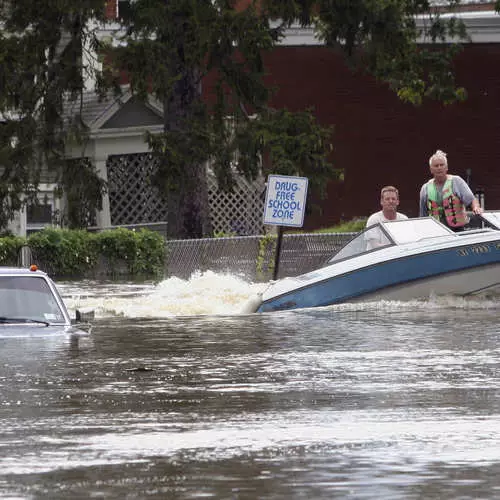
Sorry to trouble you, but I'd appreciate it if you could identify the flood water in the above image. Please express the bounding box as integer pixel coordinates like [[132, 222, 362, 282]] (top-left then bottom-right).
[[1, 272, 499, 499]]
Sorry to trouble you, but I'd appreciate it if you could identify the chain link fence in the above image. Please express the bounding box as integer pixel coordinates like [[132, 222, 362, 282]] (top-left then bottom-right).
[[17, 229, 355, 281], [165, 232, 355, 281]]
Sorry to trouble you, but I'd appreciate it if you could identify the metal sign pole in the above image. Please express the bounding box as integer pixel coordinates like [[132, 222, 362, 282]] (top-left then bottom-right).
[[273, 226, 284, 281]]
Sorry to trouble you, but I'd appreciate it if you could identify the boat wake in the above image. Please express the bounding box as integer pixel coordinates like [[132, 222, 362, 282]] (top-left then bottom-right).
[[61, 271, 268, 318], [59, 271, 500, 319]]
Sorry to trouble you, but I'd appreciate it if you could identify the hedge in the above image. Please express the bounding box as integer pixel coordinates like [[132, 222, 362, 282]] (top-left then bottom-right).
[[0, 227, 165, 279]]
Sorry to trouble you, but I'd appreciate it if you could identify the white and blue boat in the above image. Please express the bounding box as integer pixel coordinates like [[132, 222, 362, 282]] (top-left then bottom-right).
[[254, 211, 500, 313]]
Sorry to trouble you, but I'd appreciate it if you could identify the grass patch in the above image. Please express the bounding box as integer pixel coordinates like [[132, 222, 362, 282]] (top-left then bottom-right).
[[289, 218, 367, 234], [313, 218, 367, 233]]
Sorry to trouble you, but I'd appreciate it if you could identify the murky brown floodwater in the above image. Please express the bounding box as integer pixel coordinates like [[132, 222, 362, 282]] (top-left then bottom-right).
[[0, 275, 499, 499]]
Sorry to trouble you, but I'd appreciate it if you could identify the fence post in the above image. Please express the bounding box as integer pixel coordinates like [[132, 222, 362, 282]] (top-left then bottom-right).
[[272, 227, 284, 281], [17, 245, 33, 267]]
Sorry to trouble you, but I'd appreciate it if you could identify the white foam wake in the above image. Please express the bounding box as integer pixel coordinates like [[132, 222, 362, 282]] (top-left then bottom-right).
[[62, 271, 267, 318]]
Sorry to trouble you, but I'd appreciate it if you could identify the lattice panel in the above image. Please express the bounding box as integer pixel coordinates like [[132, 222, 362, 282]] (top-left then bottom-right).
[[208, 172, 266, 235], [107, 153, 168, 226], [107, 153, 265, 234]]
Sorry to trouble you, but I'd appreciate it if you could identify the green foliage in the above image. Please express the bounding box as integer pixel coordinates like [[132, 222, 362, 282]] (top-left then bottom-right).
[[131, 229, 166, 275], [23, 227, 165, 278], [0, 236, 25, 266], [236, 108, 339, 197], [256, 233, 276, 279], [27, 228, 98, 277], [312, 218, 367, 233], [106, 0, 472, 240], [95, 228, 165, 277], [299, 0, 468, 105], [213, 230, 237, 238], [61, 158, 106, 228], [0, 0, 108, 232]]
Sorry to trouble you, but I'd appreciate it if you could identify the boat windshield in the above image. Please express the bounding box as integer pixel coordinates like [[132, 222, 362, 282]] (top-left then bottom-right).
[[325, 217, 453, 265], [325, 224, 393, 264], [480, 211, 500, 230], [383, 217, 453, 243]]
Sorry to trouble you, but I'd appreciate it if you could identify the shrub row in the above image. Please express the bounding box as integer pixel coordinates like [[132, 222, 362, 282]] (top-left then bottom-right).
[[0, 227, 166, 279]]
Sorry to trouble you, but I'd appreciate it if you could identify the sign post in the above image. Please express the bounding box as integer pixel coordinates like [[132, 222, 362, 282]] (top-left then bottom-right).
[[263, 175, 309, 280]]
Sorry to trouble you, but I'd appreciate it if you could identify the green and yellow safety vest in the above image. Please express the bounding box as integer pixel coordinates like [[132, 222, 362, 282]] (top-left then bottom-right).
[[426, 176, 468, 228]]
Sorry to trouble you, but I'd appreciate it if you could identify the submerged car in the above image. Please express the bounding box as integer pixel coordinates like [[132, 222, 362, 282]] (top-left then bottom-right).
[[252, 211, 500, 313], [0, 266, 93, 336]]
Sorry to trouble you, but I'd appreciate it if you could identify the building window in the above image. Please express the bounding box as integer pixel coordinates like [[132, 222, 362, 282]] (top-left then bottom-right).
[[27, 204, 52, 224], [26, 202, 54, 236], [118, 0, 134, 20]]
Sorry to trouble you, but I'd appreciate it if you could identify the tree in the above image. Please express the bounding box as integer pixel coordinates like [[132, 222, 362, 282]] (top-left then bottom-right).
[[0, 0, 107, 232], [280, 0, 470, 104], [107, 0, 472, 238], [107, 0, 336, 238], [0, 0, 483, 237]]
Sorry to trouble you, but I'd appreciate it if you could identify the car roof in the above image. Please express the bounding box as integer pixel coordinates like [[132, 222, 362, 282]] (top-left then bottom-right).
[[0, 267, 49, 277]]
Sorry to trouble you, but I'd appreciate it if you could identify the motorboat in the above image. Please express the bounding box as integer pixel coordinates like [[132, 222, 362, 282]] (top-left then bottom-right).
[[0, 265, 93, 337], [253, 211, 500, 313]]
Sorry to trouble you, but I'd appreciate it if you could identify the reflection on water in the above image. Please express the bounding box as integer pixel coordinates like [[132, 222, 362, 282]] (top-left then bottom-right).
[[0, 272, 499, 499]]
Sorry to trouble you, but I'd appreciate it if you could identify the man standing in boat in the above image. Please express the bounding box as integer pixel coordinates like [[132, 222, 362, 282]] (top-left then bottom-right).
[[365, 186, 408, 249], [419, 149, 482, 232]]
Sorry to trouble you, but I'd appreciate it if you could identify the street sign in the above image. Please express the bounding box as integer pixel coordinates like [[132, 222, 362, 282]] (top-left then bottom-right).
[[263, 175, 309, 227]]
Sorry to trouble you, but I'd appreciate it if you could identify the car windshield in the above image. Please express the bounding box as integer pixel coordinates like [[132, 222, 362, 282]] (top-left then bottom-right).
[[325, 218, 453, 265], [0, 276, 66, 324]]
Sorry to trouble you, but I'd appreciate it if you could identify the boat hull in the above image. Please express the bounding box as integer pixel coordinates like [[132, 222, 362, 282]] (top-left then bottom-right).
[[353, 262, 500, 302]]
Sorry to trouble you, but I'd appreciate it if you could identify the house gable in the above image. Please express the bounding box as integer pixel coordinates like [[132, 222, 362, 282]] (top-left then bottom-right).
[[100, 97, 164, 129]]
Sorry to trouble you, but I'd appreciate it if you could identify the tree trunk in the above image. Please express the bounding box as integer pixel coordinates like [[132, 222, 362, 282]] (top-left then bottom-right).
[[166, 162, 212, 239], [164, 66, 212, 239]]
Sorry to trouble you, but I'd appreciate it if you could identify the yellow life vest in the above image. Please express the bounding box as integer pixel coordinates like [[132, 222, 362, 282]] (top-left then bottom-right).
[[426, 176, 468, 228]]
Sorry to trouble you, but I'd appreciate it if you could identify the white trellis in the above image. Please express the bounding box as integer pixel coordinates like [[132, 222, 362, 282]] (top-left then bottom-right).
[[107, 153, 167, 226], [207, 171, 266, 236], [107, 153, 266, 235]]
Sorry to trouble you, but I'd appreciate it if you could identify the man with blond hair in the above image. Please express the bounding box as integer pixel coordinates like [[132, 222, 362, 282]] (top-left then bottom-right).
[[364, 186, 408, 250], [366, 186, 408, 228]]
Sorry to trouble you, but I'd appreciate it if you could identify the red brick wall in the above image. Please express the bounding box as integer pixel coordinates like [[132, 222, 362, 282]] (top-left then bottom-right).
[[259, 45, 500, 229], [105, 0, 117, 19]]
